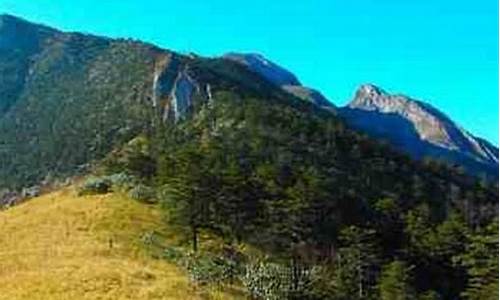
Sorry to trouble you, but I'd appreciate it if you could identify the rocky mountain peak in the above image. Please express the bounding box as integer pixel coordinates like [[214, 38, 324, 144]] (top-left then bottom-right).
[[350, 84, 415, 112], [356, 83, 386, 98], [340, 84, 498, 176]]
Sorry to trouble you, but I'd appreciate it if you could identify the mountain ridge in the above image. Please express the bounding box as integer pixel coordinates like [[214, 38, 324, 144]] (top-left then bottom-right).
[[223, 53, 498, 178], [0, 13, 497, 192], [339, 83, 498, 177]]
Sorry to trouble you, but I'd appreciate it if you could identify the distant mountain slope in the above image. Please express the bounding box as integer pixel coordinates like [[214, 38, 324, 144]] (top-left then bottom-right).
[[0, 15, 187, 188], [223, 52, 334, 109], [223, 52, 301, 86], [0, 14, 60, 114], [338, 84, 498, 177]]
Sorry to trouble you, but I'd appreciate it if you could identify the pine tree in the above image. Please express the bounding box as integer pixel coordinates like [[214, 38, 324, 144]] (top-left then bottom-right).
[[378, 260, 416, 300], [455, 218, 498, 300], [160, 144, 216, 252], [335, 226, 380, 299]]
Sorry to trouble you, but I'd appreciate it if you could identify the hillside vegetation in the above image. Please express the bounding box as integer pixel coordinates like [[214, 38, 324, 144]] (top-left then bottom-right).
[[98, 84, 498, 299], [0, 15, 497, 300], [0, 187, 242, 300]]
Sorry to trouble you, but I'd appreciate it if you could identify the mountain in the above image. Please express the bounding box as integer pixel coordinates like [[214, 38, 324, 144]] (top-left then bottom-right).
[[0, 15, 333, 190], [0, 13, 496, 189], [0, 15, 498, 300], [338, 84, 498, 178]]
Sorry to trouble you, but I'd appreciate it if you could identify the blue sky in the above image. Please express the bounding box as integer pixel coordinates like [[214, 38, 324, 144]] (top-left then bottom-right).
[[1, 0, 498, 144]]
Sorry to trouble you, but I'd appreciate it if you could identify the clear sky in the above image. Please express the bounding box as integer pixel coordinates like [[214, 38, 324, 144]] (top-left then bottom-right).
[[1, 0, 498, 145]]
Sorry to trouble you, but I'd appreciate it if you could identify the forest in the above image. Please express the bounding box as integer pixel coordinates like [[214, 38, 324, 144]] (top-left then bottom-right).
[[95, 80, 498, 299]]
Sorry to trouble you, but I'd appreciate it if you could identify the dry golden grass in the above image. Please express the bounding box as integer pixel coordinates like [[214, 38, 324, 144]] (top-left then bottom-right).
[[0, 188, 242, 300]]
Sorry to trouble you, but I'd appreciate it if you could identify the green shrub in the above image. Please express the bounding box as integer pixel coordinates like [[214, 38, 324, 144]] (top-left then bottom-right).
[[418, 290, 441, 300], [128, 184, 156, 203], [241, 261, 316, 300], [78, 173, 137, 196], [78, 176, 111, 195], [185, 254, 239, 285], [241, 261, 288, 300], [163, 245, 185, 262], [141, 231, 160, 246], [107, 172, 136, 191]]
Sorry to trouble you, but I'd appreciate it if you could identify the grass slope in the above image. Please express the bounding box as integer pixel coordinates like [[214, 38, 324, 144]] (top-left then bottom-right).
[[0, 188, 236, 300]]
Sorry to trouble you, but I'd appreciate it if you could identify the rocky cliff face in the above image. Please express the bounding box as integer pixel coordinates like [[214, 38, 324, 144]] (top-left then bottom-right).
[[339, 84, 498, 177], [151, 55, 205, 121]]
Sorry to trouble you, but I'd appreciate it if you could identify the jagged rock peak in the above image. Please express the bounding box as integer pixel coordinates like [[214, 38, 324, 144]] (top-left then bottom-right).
[[343, 84, 499, 169], [357, 83, 387, 97], [350, 84, 412, 110], [348, 84, 460, 146]]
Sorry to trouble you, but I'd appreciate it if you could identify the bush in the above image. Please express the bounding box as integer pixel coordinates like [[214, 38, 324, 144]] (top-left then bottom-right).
[[78, 173, 137, 196], [78, 176, 111, 195], [241, 261, 288, 300], [418, 290, 441, 300], [128, 184, 156, 203], [241, 260, 316, 300], [185, 254, 239, 285], [106, 172, 136, 191], [163, 245, 185, 262]]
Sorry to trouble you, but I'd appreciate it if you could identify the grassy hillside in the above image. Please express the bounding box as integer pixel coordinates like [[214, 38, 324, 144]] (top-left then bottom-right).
[[0, 188, 241, 300]]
